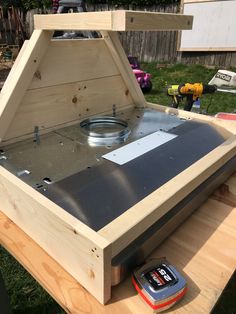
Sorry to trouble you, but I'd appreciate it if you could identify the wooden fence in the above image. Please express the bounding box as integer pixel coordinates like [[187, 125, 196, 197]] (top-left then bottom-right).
[[0, 4, 236, 67], [0, 6, 25, 47]]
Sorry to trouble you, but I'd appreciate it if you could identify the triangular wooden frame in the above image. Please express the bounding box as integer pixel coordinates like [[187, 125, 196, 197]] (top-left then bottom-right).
[[0, 10, 193, 145]]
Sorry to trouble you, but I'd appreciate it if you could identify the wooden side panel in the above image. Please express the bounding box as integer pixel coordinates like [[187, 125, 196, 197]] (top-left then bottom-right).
[[3, 39, 134, 143], [0, 210, 107, 314], [102, 31, 146, 108], [0, 30, 52, 143], [4, 75, 133, 142], [99, 135, 236, 257], [29, 39, 120, 89], [0, 166, 111, 304]]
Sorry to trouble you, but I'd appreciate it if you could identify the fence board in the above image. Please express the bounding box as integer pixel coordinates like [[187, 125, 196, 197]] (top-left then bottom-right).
[[0, 4, 236, 68]]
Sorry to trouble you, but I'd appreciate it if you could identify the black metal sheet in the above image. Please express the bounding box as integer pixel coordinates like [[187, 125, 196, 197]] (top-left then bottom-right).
[[41, 121, 225, 231]]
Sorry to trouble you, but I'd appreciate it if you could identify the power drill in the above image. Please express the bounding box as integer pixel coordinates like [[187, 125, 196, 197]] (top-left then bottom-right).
[[167, 83, 217, 111]]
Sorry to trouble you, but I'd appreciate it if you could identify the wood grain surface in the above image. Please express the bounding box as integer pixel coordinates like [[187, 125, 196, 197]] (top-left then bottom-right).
[[0, 166, 112, 304], [1, 172, 236, 313], [0, 30, 52, 142], [34, 11, 193, 32]]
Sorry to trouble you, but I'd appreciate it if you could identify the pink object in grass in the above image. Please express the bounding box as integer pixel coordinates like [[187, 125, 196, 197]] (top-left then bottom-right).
[[215, 113, 236, 121], [128, 56, 152, 92], [132, 69, 152, 91]]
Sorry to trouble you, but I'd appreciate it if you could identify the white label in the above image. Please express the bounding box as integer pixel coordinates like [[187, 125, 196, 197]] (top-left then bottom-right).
[[103, 131, 177, 165]]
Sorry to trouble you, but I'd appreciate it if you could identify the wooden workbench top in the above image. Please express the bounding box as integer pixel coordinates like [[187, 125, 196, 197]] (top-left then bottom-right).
[[1, 172, 236, 313]]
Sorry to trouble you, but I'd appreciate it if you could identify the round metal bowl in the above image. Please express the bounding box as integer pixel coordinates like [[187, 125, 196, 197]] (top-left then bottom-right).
[[80, 116, 130, 146]]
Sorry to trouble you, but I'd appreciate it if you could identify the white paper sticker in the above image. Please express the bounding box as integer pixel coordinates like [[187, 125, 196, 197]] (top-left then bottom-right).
[[103, 131, 177, 165]]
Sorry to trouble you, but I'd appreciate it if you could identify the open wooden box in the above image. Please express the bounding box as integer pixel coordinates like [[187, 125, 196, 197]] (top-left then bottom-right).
[[0, 10, 236, 305]]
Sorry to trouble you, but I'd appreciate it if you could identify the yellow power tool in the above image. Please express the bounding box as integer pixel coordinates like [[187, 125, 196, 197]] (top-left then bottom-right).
[[167, 83, 217, 111]]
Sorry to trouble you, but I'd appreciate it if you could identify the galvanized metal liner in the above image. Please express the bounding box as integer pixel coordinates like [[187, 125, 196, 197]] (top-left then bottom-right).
[[41, 121, 225, 231]]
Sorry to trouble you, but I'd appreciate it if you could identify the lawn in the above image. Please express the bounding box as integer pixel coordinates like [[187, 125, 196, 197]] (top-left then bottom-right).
[[142, 63, 236, 114], [0, 63, 235, 314], [0, 246, 64, 314]]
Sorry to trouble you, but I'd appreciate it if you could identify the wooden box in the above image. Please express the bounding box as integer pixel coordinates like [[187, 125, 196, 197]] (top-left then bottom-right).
[[0, 10, 235, 304]]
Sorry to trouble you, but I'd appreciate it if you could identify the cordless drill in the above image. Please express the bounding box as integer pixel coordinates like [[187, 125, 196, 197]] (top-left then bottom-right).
[[167, 83, 217, 111]]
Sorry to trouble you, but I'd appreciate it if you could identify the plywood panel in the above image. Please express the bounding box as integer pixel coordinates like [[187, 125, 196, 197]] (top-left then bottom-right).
[[29, 39, 120, 89], [4, 75, 133, 142], [180, 0, 236, 51]]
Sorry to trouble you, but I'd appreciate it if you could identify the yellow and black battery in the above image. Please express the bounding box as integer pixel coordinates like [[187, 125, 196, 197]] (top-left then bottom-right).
[[167, 83, 216, 111]]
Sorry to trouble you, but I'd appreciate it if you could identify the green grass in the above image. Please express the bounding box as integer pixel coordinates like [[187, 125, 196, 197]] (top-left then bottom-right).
[[0, 247, 64, 314], [0, 63, 235, 314], [142, 63, 236, 114]]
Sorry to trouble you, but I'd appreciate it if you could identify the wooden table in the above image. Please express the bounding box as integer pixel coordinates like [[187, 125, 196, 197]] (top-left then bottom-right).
[[1, 173, 236, 314]]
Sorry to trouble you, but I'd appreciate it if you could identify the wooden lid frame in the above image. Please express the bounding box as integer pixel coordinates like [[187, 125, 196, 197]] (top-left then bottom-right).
[[34, 10, 193, 31]]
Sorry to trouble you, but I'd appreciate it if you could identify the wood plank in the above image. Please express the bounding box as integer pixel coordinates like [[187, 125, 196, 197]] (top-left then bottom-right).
[[4, 75, 133, 141], [0, 30, 53, 143], [177, 0, 184, 53], [99, 134, 236, 257], [34, 11, 113, 31], [1, 174, 236, 313], [101, 31, 146, 108], [124, 11, 193, 31], [0, 210, 112, 314], [29, 39, 120, 90], [153, 199, 236, 313], [0, 166, 112, 304], [231, 52, 236, 67], [34, 10, 193, 32], [212, 174, 236, 207]]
